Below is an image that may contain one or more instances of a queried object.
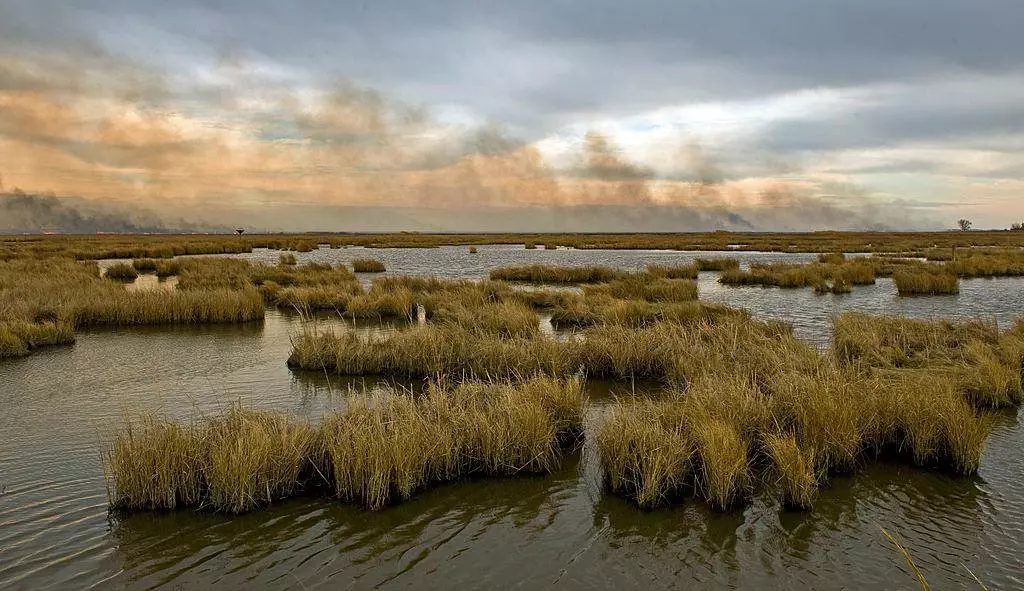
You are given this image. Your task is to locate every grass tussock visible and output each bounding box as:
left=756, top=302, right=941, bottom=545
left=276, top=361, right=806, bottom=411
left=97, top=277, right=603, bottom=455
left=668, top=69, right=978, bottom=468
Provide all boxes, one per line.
left=106, top=377, right=586, bottom=512
left=352, top=258, right=386, bottom=273
left=694, top=258, right=740, bottom=271
left=594, top=311, right=1023, bottom=511
left=646, top=264, right=699, bottom=280
left=132, top=258, right=158, bottom=272
left=0, top=320, right=76, bottom=357
left=105, top=262, right=139, bottom=281
left=894, top=267, right=960, bottom=296
left=764, top=434, right=818, bottom=510
left=585, top=275, right=698, bottom=302
left=345, top=286, right=415, bottom=320
left=279, top=253, right=298, bottom=265
left=720, top=260, right=876, bottom=290
left=489, top=264, right=626, bottom=284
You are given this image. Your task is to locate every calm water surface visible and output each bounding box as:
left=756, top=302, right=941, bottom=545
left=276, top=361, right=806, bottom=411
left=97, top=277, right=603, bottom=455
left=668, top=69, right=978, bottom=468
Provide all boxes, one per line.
left=4, top=245, right=1023, bottom=590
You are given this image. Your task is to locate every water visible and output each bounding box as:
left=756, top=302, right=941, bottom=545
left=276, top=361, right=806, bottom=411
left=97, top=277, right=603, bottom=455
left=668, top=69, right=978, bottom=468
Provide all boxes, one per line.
left=3, top=246, right=1024, bottom=590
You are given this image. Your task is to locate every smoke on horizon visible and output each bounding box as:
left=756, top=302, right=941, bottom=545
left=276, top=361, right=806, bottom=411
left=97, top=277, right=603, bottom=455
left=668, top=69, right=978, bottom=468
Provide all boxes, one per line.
left=0, top=46, right=937, bottom=233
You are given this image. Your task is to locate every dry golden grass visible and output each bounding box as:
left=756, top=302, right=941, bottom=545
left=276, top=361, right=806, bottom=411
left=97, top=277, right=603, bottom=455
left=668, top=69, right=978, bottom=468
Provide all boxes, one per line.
left=352, top=258, right=386, bottom=273
left=585, top=275, right=698, bottom=302
left=106, top=377, right=585, bottom=512
left=105, top=415, right=206, bottom=510
left=646, top=263, right=698, bottom=280
left=894, top=267, right=960, bottom=295
left=597, top=399, right=692, bottom=508
left=694, top=257, right=740, bottom=271
left=429, top=299, right=540, bottom=338
left=345, top=287, right=415, bottom=320
left=764, top=434, right=818, bottom=510
left=131, top=258, right=159, bottom=272
left=0, top=320, right=76, bottom=357
left=104, top=262, right=138, bottom=281
left=279, top=253, right=298, bottom=265
left=489, top=264, right=627, bottom=284
left=204, top=406, right=319, bottom=513
left=7, top=231, right=1024, bottom=263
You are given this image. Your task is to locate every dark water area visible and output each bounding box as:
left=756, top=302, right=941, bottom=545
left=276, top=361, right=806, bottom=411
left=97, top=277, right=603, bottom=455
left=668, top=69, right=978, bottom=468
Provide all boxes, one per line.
left=4, top=245, right=1024, bottom=589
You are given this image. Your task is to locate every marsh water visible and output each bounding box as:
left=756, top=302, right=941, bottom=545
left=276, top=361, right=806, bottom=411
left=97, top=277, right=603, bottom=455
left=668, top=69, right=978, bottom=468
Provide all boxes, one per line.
left=3, top=245, right=1024, bottom=589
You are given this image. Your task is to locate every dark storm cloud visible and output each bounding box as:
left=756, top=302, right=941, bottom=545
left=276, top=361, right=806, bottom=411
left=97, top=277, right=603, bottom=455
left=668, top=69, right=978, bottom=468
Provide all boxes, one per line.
left=5, top=0, right=1023, bottom=132
left=2, top=0, right=1022, bottom=229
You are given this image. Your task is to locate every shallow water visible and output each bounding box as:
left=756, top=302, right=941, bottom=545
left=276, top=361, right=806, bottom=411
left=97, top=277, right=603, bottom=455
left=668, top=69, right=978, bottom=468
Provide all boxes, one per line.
left=3, top=246, right=1024, bottom=590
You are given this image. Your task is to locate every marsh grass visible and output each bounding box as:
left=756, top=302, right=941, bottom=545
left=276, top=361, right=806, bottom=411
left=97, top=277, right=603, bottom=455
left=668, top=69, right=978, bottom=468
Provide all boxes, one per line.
left=0, top=320, right=76, bottom=357
left=429, top=299, right=540, bottom=338
left=271, top=284, right=364, bottom=312
left=352, top=258, right=386, bottom=273
left=594, top=312, right=1022, bottom=511
left=345, top=287, right=415, bottom=320
left=694, top=258, right=740, bottom=271
left=764, top=434, right=818, bottom=509
left=105, top=262, right=139, bottom=281
left=894, top=267, right=960, bottom=295
left=646, top=264, right=699, bottom=280
left=154, top=259, right=181, bottom=278
left=132, top=259, right=158, bottom=272
left=585, top=276, right=698, bottom=302
left=489, top=264, right=626, bottom=284
left=720, top=259, right=877, bottom=292
left=279, top=253, right=298, bottom=265
left=106, top=377, right=586, bottom=513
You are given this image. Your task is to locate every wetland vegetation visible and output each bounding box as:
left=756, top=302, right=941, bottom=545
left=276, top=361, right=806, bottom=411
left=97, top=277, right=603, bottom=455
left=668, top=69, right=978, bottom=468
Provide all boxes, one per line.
left=4, top=232, right=1024, bottom=589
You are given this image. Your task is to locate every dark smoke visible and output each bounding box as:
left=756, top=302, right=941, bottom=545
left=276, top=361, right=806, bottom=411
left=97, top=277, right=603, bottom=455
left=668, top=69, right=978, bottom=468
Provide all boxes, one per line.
left=0, top=189, right=211, bottom=233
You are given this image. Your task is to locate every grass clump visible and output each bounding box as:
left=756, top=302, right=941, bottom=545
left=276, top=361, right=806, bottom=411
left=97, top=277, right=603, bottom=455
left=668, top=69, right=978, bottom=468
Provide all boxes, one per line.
left=468, top=246, right=478, bottom=254
left=105, top=262, right=139, bottom=281
left=345, top=286, right=414, bottom=320
left=0, top=320, right=76, bottom=357
left=204, top=406, right=319, bottom=513
left=764, top=434, right=818, bottom=510
left=894, top=267, right=959, bottom=295
left=279, top=253, right=298, bottom=265
left=429, top=299, right=540, bottom=338
left=132, top=258, right=159, bottom=272
left=105, top=415, right=206, bottom=510
left=695, top=258, right=740, bottom=271
left=646, top=264, right=698, bottom=280
left=597, top=399, right=692, bottom=508
left=107, top=377, right=585, bottom=513
left=154, top=259, right=181, bottom=278
left=324, top=376, right=585, bottom=509
left=586, top=276, right=698, bottom=302
left=352, top=258, right=386, bottom=273
left=489, top=264, right=626, bottom=284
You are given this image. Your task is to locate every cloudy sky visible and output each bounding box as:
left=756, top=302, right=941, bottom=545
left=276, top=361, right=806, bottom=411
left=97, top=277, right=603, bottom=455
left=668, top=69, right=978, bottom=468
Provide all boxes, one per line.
left=1, top=0, right=1022, bottom=231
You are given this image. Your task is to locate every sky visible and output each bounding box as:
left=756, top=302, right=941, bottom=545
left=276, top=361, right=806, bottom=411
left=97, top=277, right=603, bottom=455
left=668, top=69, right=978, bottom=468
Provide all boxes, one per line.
left=1, top=0, right=1022, bottom=231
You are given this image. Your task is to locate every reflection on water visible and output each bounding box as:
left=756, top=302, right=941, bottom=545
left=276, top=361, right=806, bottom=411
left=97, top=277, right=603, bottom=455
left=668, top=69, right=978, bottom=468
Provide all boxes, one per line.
left=3, top=246, right=1024, bottom=589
